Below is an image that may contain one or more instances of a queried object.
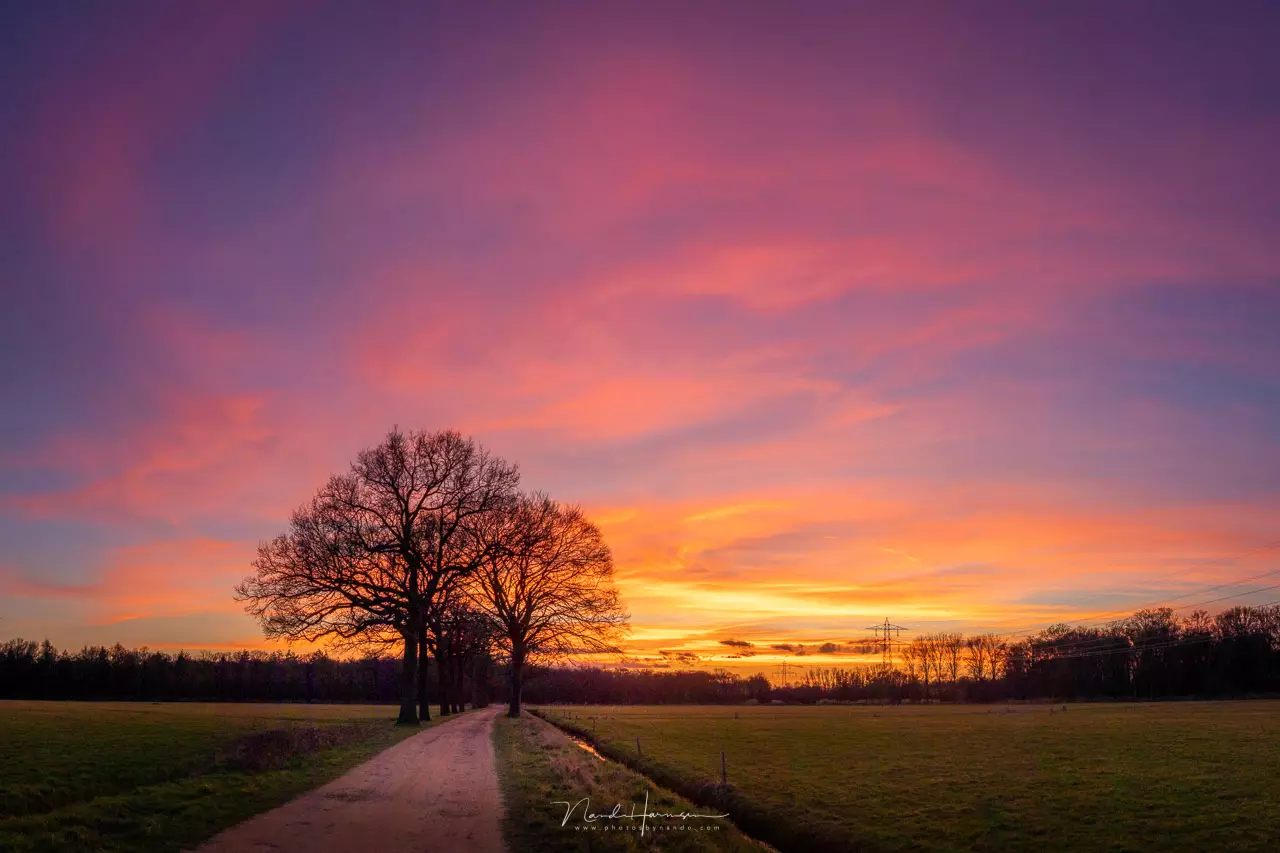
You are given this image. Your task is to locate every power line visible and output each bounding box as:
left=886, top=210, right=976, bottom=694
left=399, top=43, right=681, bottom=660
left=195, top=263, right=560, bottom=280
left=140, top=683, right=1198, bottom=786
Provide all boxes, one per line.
left=991, top=541, right=1280, bottom=643
left=1002, top=583, right=1280, bottom=659
left=1004, top=596, right=1280, bottom=664
left=869, top=542, right=1280, bottom=674
left=1004, top=628, right=1275, bottom=665
left=1005, top=566, right=1280, bottom=643
left=989, top=540, right=1280, bottom=639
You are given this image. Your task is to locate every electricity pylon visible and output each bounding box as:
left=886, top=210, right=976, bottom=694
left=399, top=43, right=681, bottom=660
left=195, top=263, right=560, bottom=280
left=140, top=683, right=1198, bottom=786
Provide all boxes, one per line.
left=865, top=618, right=909, bottom=668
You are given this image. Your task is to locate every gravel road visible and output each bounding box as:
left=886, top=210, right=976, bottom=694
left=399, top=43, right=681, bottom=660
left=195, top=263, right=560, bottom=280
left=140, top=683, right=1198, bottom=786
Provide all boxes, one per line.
left=194, top=705, right=506, bottom=853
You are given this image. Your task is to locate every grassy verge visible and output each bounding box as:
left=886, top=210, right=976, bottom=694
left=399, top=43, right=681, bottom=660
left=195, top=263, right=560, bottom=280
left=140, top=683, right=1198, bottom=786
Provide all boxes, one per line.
left=0, top=701, right=454, bottom=852
left=536, top=702, right=1280, bottom=853
left=494, top=710, right=762, bottom=852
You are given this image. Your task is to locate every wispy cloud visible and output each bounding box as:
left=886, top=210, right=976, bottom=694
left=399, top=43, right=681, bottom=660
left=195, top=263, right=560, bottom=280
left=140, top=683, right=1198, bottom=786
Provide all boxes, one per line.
left=2, top=3, right=1279, bottom=662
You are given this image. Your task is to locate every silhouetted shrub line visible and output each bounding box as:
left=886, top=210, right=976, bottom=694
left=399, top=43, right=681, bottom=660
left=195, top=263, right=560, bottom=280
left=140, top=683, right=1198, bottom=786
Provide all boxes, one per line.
left=214, top=723, right=369, bottom=772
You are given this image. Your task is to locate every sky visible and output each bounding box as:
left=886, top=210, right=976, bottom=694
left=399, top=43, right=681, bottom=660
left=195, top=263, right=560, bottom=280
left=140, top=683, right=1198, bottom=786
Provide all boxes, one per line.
left=3, top=1, right=1280, bottom=674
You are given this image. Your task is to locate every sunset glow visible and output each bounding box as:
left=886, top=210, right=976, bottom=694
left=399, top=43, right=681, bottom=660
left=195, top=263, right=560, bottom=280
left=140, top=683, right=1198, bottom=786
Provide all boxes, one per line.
left=3, top=2, right=1279, bottom=675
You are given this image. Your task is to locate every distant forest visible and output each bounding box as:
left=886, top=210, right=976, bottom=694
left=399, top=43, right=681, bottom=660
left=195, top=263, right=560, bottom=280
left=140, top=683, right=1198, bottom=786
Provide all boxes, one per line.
left=3, top=604, right=1278, bottom=705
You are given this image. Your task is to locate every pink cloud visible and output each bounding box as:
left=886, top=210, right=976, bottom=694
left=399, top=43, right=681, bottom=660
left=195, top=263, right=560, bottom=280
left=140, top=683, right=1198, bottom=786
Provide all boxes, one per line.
left=0, top=565, right=101, bottom=601
left=25, top=5, right=289, bottom=255
left=6, top=393, right=304, bottom=526
left=1, top=537, right=253, bottom=625
left=4, top=5, right=1277, bottom=657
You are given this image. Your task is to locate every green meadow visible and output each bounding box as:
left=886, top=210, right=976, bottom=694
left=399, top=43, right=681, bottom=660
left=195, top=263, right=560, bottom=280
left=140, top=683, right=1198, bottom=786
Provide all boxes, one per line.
left=537, top=701, right=1280, bottom=853
left=0, top=701, right=434, bottom=853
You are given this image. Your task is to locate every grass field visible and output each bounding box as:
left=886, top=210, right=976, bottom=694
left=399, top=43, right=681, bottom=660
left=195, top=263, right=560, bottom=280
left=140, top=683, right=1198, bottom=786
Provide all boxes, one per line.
left=494, top=712, right=761, bottom=852
left=537, top=701, right=1280, bottom=853
left=0, top=701, right=444, bottom=852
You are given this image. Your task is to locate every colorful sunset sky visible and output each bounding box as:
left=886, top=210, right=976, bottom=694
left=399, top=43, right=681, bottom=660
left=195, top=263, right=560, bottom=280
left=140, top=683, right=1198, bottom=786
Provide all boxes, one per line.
left=3, top=2, right=1279, bottom=673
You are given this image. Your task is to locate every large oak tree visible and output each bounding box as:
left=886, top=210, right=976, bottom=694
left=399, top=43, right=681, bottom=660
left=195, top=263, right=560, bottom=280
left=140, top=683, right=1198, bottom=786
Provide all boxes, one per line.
left=472, top=494, right=628, bottom=716
left=236, top=428, right=517, bottom=724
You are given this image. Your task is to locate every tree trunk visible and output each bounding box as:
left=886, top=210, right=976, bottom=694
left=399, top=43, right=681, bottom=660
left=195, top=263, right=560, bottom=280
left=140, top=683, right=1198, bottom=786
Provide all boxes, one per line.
left=472, top=655, right=487, bottom=708
left=417, top=624, right=431, bottom=721
left=455, top=661, right=463, bottom=713
left=507, top=651, right=524, bottom=717
left=436, top=649, right=451, bottom=716
left=397, top=629, right=419, bottom=725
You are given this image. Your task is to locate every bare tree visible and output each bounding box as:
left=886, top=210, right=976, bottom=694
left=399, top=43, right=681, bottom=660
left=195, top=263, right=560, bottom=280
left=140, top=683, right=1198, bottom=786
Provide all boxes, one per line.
left=236, top=501, right=410, bottom=713
left=965, top=634, right=989, bottom=681
left=986, top=636, right=1007, bottom=681
left=472, top=494, right=629, bottom=716
left=907, top=636, right=932, bottom=701
left=966, top=633, right=1004, bottom=682
left=237, top=428, right=517, bottom=725
left=940, top=632, right=963, bottom=684
left=423, top=585, right=495, bottom=716
left=411, top=437, right=518, bottom=720
left=900, top=641, right=920, bottom=689
left=908, top=634, right=954, bottom=702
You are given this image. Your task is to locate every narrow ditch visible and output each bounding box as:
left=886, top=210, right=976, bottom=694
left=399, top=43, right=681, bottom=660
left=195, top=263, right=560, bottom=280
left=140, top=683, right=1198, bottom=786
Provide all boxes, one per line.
left=535, top=710, right=788, bottom=853
left=566, top=733, right=607, bottom=761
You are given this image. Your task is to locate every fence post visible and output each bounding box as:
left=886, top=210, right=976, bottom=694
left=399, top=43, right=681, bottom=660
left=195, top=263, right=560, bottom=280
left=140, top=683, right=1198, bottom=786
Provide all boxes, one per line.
left=720, top=750, right=727, bottom=786
left=636, top=737, right=642, bottom=758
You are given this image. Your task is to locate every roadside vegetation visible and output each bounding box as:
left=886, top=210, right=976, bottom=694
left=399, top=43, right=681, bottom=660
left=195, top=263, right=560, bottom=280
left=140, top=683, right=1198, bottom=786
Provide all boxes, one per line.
left=539, top=701, right=1280, bottom=853
left=0, top=701, right=446, bottom=852
left=493, top=711, right=760, bottom=852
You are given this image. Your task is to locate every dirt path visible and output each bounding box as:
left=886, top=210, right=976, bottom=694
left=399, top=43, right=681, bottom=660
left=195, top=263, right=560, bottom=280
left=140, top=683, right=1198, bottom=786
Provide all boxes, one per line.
left=194, top=706, right=507, bottom=853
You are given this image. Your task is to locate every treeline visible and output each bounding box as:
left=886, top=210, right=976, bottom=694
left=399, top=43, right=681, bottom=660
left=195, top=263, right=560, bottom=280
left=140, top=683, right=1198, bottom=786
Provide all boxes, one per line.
left=6, top=604, right=1277, bottom=706
left=781, top=604, right=1280, bottom=703
left=528, top=604, right=1280, bottom=706
left=522, top=666, right=772, bottom=705
left=1005, top=605, right=1280, bottom=701
left=0, top=640, right=492, bottom=704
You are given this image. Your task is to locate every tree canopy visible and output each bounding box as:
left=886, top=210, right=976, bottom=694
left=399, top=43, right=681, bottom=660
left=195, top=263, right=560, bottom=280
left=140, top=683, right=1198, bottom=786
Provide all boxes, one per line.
left=236, top=427, right=625, bottom=721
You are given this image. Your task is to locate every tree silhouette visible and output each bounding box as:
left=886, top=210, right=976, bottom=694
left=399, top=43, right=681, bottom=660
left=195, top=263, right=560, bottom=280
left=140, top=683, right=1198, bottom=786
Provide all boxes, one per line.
left=236, top=428, right=518, bottom=724
left=472, top=494, right=629, bottom=716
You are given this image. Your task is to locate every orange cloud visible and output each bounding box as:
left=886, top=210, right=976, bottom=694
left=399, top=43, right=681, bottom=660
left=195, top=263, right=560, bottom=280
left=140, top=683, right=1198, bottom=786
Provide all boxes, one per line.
left=4, top=4, right=1277, bottom=661
left=7, top=394, right=284, bottom=524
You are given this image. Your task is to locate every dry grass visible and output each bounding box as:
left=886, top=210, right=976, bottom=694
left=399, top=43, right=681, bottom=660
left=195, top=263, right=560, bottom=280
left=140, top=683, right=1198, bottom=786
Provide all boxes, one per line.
left=494, top=711, right=763, bottom=852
